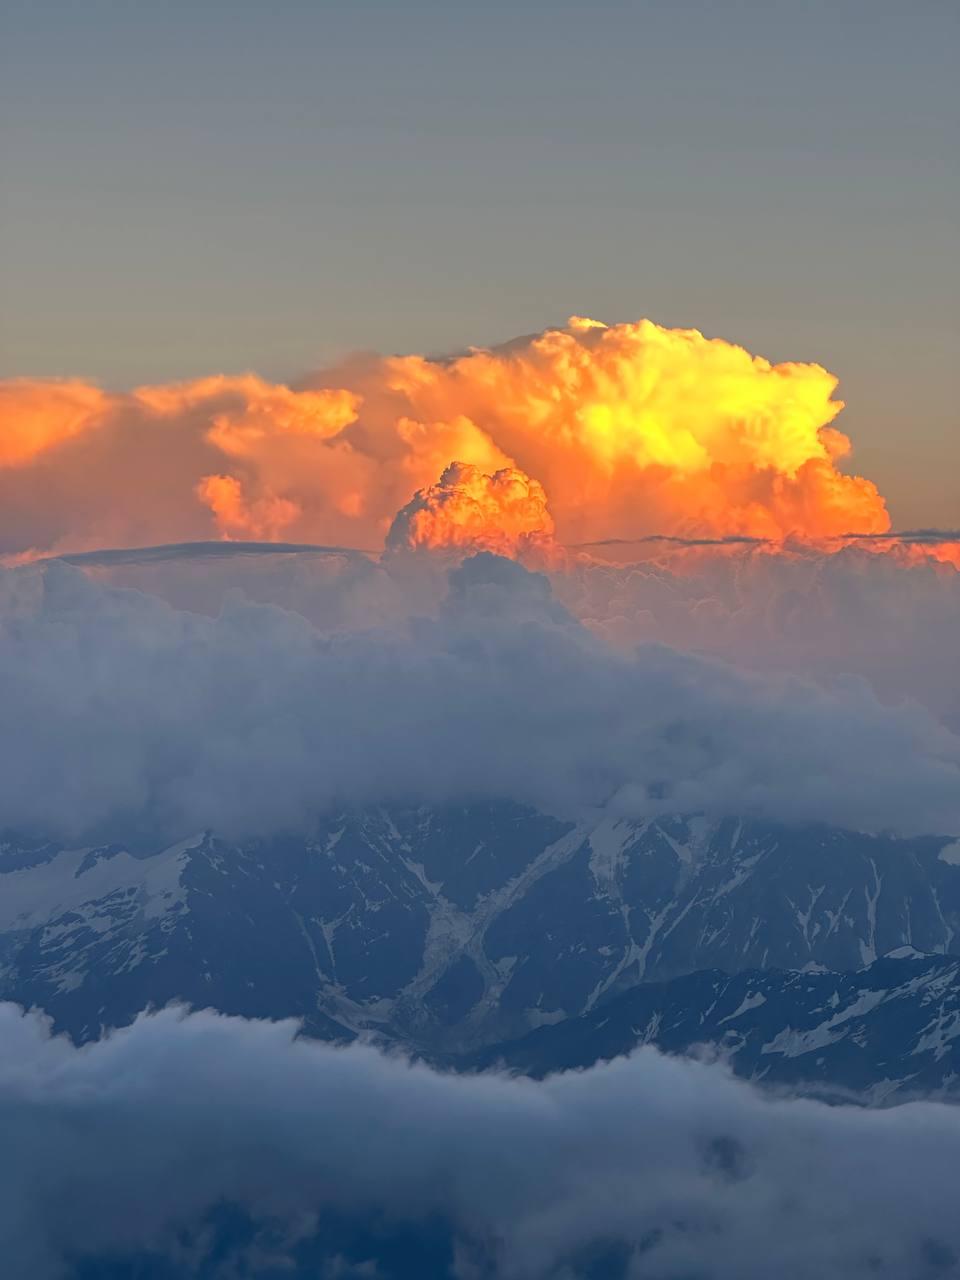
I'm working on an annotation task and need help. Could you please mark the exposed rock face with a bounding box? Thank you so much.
[3,806,958,1061]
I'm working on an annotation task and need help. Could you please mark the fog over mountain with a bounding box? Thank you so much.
[2,551,959,845]
[5,1001,960,1280]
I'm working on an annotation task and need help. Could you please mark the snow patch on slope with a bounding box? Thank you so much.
[0,838,198,933]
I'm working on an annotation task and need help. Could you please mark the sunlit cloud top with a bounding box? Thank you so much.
[0,317,897,560]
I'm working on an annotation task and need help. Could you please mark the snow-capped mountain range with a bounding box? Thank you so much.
[3,804,960,1092]
[472,949,960,1102]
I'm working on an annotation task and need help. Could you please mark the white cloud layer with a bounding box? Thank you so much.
[1,551,958,842]
[2,1001,959,1279]
[60,536,960,730]
[556,541,960,730]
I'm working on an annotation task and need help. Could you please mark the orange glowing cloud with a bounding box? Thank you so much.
[0,379,110,467]
[136,375,361,456]
[196,474,301,541]
[930,543,960,570]
[860,537,960,572]
[0,316,907,560]
[387,462,556,558]
[385,317,890,543]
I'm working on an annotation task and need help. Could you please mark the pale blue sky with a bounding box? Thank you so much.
[2,0,957,523]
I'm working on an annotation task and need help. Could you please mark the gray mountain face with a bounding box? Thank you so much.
[472,950,960,1103]
[2,805,959,1056]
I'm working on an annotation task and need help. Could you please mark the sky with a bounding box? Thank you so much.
[1,0,957,527]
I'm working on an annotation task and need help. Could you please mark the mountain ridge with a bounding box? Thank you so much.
[469,949,960,1103]
[3,804,959,1058]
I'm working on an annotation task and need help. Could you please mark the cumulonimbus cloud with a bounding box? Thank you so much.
[387,461,557,557]
[3,1000,960,1279]
[0,317,894,559]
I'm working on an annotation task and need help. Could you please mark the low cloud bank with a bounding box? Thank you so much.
[558,539,960,728]
[1,553,959,842]
[54,534,960,730]
[2,1001,959,1279]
